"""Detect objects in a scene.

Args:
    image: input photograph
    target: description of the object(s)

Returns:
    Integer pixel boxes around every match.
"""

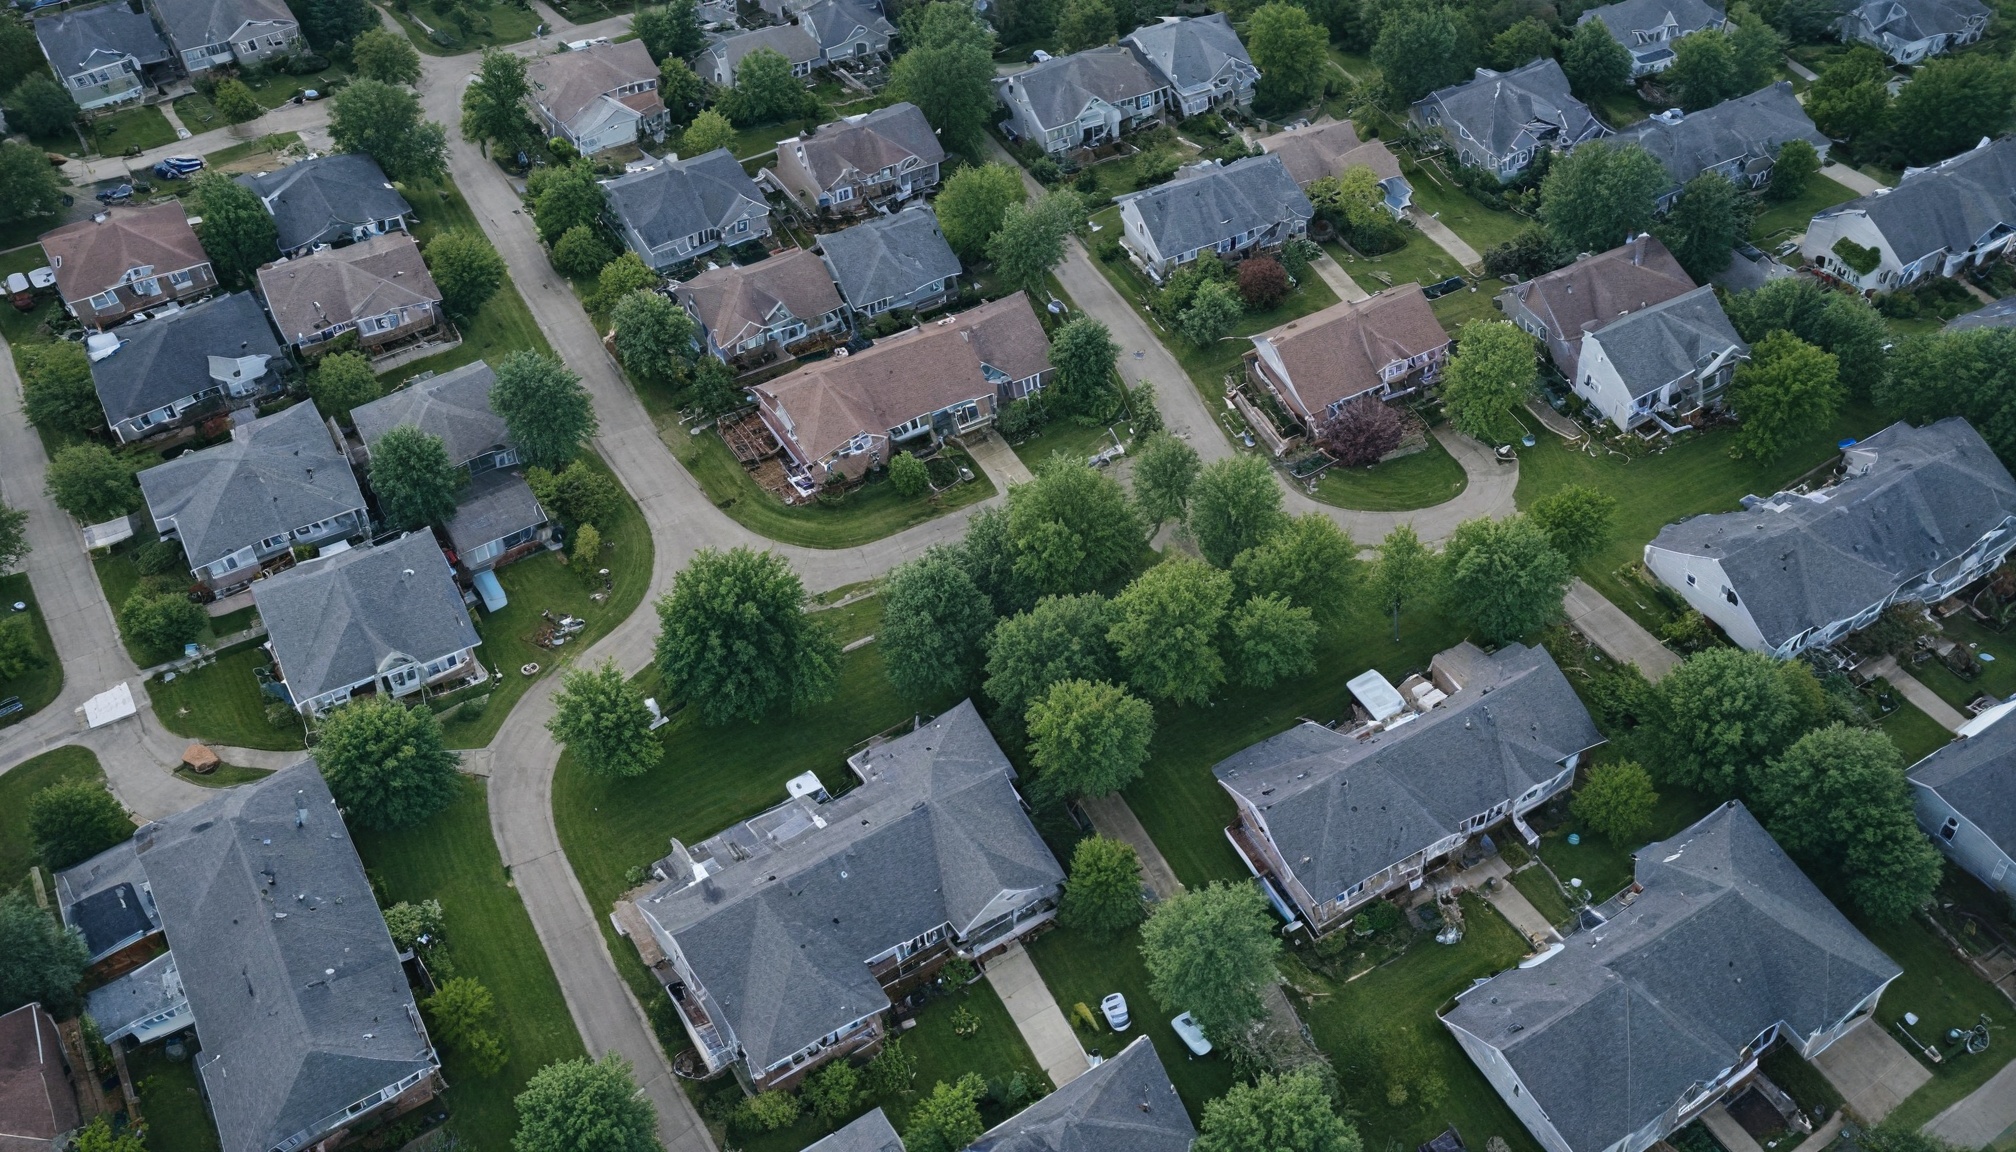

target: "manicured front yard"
[91,523,261,666]
[389,178,553,386]
[1750,175,1861,247]
[1401,156,1533,254]
[1010,418,1124,475]
[150,642,307,751]
[85,105,178,156]
[1311,429,1468,511]
[1902,612,2016,711]
[1508,865,1574,927]
[0,746,112,896]
[0,574,63,726]
[387,1,545,54]
[1330,234,1469,302]
[1880,697,1956,763]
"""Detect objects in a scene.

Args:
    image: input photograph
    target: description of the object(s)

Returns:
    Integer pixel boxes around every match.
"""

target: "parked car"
[1100,993,1130,1031]
[0,696,23,721]
[153,156,205,180]
[1171,1012,1212,1056]
[94,183,133,204]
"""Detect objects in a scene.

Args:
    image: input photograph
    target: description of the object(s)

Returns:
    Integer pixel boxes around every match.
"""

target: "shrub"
[1236,257,1289,310]
[889,451,929,497]
[1316,395,1403,465]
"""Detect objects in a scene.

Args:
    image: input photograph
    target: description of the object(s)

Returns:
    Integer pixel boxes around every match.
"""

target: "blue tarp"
[472,570,507,613]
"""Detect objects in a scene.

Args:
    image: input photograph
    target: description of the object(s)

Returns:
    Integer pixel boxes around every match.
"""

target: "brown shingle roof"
[1251,285,1449,422]
[784,102,944,192]
[1260,120,1402,187]
[527,40,663,131]
[1500,235,1695,377]
[674,248,843,349]
[0,1004,78,1152]
[42,202,206,306]
[257,233,441,344]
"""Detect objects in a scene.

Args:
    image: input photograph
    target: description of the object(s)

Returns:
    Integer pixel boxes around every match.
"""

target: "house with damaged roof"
[774,102,945,216]
[42,202,216,330]
[1115,154,1313,283]
[1217,642,1603,935]
[1645,417,2016,657]
[256,233,445,354]
[706,23,820,85]
[1121,14,1258,116]
[91,292,284,444]
[619,701,1064,1092]
[797,0,894,67]
[1908,698,2016,909]
[1840,0,1987,63]
[1410,59,1609,179]
[1446,802,1899,1152]
[1801,136,2016,293]
[1242,284,1448,452]
[34,3,172,111]
[1570,284,1748,433]
[1576,0,1727,76]
[675,248,849,362]
[995,45,1169,157]
[1614,83,1829,210]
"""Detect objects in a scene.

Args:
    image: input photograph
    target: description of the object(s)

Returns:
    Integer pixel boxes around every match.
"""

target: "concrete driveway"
[1813,1017,1933,1123]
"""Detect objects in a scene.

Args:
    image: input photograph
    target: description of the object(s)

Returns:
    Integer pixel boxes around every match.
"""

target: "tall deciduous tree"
[20,341,100,437]
[28,780,132,870]
[45,445,137,523]
[881,546,994,698]
[1247,2,1328,114]
[659,58,704,126]
[1196,1069,1363,1152]
[0,501,27,573]
[491,351,597,469]
[120,589,203,658]
[633,0,704,60]
[1490,17,1555,70]
[1188,454,1287,568]
[353,27,422,84]
[0,140,65,228]
[1372,6,1471,105]
[983,594,1120,715]
[1730,332,1843,461]
[1026,678,1155,801]
[1131,432,1200,527]
[1805,47,1890,143]
[1005,453,1144,598]
[1646,646,1825,793]
[1766,138,1820,203]
[425,230,506,322]
[987,190,1086,295]
[1540,141,1666,255]
[316,697,461,831]
[292,0,374,50]
[1665,29,1739,110]
[1109,558,1232,704]
[5,75,76,139]
[1230,513,1358,622]
[1528,483,1617,568]
[513,1055,658,1152]
[1228,593,1316,688]
[310,351,381,424]
[531,163,605,245]
[1655,171,1746,281]
[370,426,463,530]
[1876,329,2016,463]
[721,48,816,124]
[1571,760,1659,843]
[212,78,261,124]
[461,49,538,157]
[1724,276,1890,397]
[610,290,697,388]
[1443,514,1570,643]
[1441,319,1537,441]
[904,1074,987,1152]
[936,163,1026,262]
[1562,22,1631,100]
[654,547,839,723]
[1177,279,1245,347]
[1139,880,1280,1044]
[194,173,278,290]
[891,2,997,151]
[332,79,447,183]
[549,659,661,778]
[1059,835,1145,938]
[0,889,88,1016]
[1056,0,1116,50]
[1318,395,1403,467]
[1049,316,1119,416]
[680,109,737,156]
[1371,523,1440,640]
[1886,53,2016,166]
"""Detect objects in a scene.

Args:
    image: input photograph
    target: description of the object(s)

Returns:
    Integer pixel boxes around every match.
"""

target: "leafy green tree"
[0,501,26,573]
[804,1060,861,1126]
[317,697,460,831]
[1309,167,1408,254]
[892,2,997,150]
[882,546,993,698]
[331,79,447,183]
[0,613,36,682]
[46,445,137,523]
[120,589,203,657]
[461,49,537,156]
[1228,593,1316,688]
[382,899,446,952]
[659,57,704,126]
[1178,279,1245,347]
[492,351,597,469]
[424,977,509,1077]
[1766,138,1820,203]
[549,659,660,778]
[28,780,131,870]
[195,172,279,290]
[1139,880,1279,1045]
[1109,558,1232,704]
[904,1074,987,1152]
[1646,646,1825,794]
[987,190,1086,295]
[937,162,1026,262]
[1196,1069,1363,1152]
[1654,171,1745,281]
[20,341,100,436]
[310,351,381,424]
[1665,29,1738,110]
[1730,332,1843,461]
[292,0,373,49]
[1059,835,1145,938]
[1371,523,1441,640]
[1230,513,1358,622]
[353,27,423,84]
[1188,455,1286,569]
[1805,47,1890,143]
[1049,316,1119,416]
[513,1054,658,1152]
[1132,432,1200,527]
[212,78,261,123]
[527,460,622,530]
[1540,141,1666,255]
[425,230,506,323]
[864,1038,916,1097]
[1489,17,1555,70]
[1248,2,1328,114]
[531,161,606,245]
[552,224,616,278]
[1027,678,1154,801]
[1005,454,1144,599]
[0,21,44,87]
[1441,319,1537,441]
[688,358,745,417]
[890,451,929,497]
[721,48,816,124]
[370,426,462,530]
[1372,6,1471,105]
[994,0,1062,46]
[5,75,75,139]
[1728,5,1782,91]
[984,594,1120,715]
[0,889,88,1016]
[73,1116,145,1152]
[680,108,737,156]
[610,290,697,388]
[1887,53,2016,167]
[1056,0,1116,50]
[1724,276,1890,398]
[1876,329,2016,462]
[1562,19,1633,99]
[633,0,704,60]
[655,547,839,723]
[590,252,659,315]
[1528,483,1617,569]
[1571,760,1659,843]
[1443,515,1570,643]
[0,140,65,227]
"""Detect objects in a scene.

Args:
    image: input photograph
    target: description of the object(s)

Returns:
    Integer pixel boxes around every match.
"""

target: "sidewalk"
[1821,163,1888,195]
[1310,252,1369,302]
[1703,1104,1769,1152]
[1451,855,1559,945]
[962,431,1034,487]
[1561,579,1680,681]
[1923,1048,2016,1147]
[1406,207,1483,271]
[1864,655,1967,731]
[984,941,1090,1088]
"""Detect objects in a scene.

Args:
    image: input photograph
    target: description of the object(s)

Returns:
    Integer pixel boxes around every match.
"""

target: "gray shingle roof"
[1649,417,2016,651]
[1815,137,2016,268]
[1584,283,1747,399]
[90,292,282,428]
[1445,802,1900,1152]
[1214,643,1603,900]
[636,700,1063,1072]
[239,153,413,254]
[1499,236,1696,378]
[133,761,436,1152]
[350,360,509,468]
[1005,46,1166,131]
[1580,0,1725,40]
[1121,14,1253,94]
[1847,0,1989,41]
[1909,705,2016,856]
[1416,59,1603,161]
[85,951,183,1041]
[35,3,171,75]
[604,148,766,254]
[253,531,480,705]
[443,470,546,555]
[804,1108,905,1152]
[1114,154,1312,260]
[798,0,893,54]
[154,0,293,53]
[1614,83,1826,196]
[969,1036,1196,1152]
[1945,295,2016,331]
[137,400,363,569]
[819,207,961,309]
[711,23,819,74]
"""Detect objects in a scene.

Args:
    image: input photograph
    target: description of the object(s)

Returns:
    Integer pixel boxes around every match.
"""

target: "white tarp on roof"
[1347,669,1406,721]
[83,682,137,728]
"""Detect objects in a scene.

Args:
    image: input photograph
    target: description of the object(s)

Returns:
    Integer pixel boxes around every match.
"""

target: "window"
[1941,817,1959,842]
[834,186,854,202]
[1686,573,1698,586]
[169,269,194,288]
[1724,587,1739,606]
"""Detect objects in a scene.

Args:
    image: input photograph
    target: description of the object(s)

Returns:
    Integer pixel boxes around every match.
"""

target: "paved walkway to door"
[986,941,1090,1088]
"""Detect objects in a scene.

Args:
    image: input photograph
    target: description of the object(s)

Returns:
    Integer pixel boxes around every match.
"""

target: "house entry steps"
[985,941,1091,1088]
[1703,1103,1771,1152]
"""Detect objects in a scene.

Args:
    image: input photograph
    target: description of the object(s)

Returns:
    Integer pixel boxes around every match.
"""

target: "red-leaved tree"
[1236,258,1289,311]
[1317,395,1403,466]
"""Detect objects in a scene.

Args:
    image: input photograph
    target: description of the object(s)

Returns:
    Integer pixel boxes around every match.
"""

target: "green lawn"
[90,524,265,666]
[1401,157,1533,254]
[1750,175,1861,247]
[1431,277,1509,331]
[353,776,586,1152]
[1880,697,1955,763]
[389,178,553,386]
[203,131,301,169]
[1758,1045,1845,1117]
[1294,895,1545,1152]
[0,746,113,896]
[1331,235,1471,304]
[0,245,63,346]
[0,574,63,726]
[1902,613,2016,711]
[1508,865,1574,928]
[130,1044,222,1152]
[241,64,350,110]
[171,94,223,134]
[1535,784,1721,903]
[86,105,177,156]
[1311,430,1468,511]
[388,2,545,55]
[1588,88,1662,128]
[1010,418,1124,475]
[150,642,307,751]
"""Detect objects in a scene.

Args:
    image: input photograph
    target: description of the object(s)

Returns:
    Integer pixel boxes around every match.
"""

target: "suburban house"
[256,531,483,714]
[1446,802,1901,1152]
[0,1004,79,1152]
[1121,14,1258,116]
[1645,417,2016,657]
[774,102,945,215]
[603,148,772,270]
[256,232,445,353]
[1801,136,2016,293]
[807,1111,906,1152]
[705,24,820,85]
[1946,296,2016,331]
[995,45,1169,157]
[1614,82,1830,209]
[1499,234,1696,379]
[42,202,216,330]
[34,4,172,111]
[150,0,299,71]
[1243,285,1449,450]
[238,152,415,257]
[1908,699,2016,907]
[1571,284,1748,433]
[819,207,962,317]
[752,292,1050,485]
[91,292,285,444]
[136,399,367,590]
[526,39,668,156]
[1839,0,1988,62]
[1576,0,1727,75]
[1259,119,1412,214]
[672,248,848,360]
[797,0,894,66]
[1115,154,1313,283]
[1216,642,1603,935]
[1411,59,1609,179]
[618,700,1065,1092]
[350,360,552,572]
[60,763,443,1152]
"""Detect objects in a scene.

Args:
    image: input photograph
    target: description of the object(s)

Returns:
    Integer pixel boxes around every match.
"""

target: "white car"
[1171,1012,1212,1056]
[1100,993,1130,1031]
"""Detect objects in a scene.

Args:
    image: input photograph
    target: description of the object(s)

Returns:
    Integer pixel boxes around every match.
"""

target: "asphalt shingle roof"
[1945,295,2016,331]
[710,23,819,75]
[350,360,509,467]
[90,292,282,428]
[1815,137,2016,268]
[674,248,844,348]
[1120,14,1253,94]
[35,3,171,74]
[604,148,767,255]
[1416,59,1603,161]
[0,1004,78,1149]
[969,1036,1196,1152]
[1580,0,1725,40]
[239,153,413,254]
[798,0,893,54]
[1005,46,1165,131]
[784,102,943,192]
[1499,236,1696,377]
[154,0,293,54]
[819,207,961,309]
[1847,0,1989,41]
[256,232,441,344]
[1648,417,2016,651]
[442,470,546,555]
[1250,284,1449,423]
[1583,283,1747,399]
[804,1109,905,1152]
[1114,154,1312,260]
[42,201,206,308]
[1615,83,1827,195]
[1909,705,2016,858]
[526,39,662,138]
[1259,119,1402,187]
